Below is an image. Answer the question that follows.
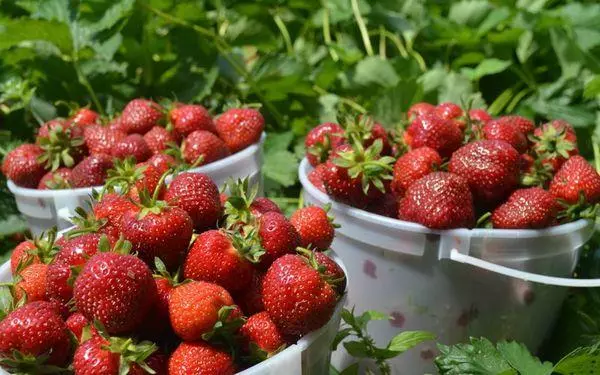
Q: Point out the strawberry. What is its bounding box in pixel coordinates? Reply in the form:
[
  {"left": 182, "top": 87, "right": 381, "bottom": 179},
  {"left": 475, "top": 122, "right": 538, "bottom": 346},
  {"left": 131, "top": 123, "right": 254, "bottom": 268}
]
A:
[
  {"left": 345, "top": 115, "right": 392, "bottom": 156},
  {"left": 492, "top": 188, "right": 559, "bottom": 229},
  {"left": 497, "top": 115, "right": 535, "bottom": 135},
  {"left": 69, "top": 108, "right": 99, "bottom": 127},
  {"left": 36, "top": 118, "right": 69, "bottom": 141},
  {"left": 70, "top": 154, "right": 113, "bottom": 187},
  {"left": 215, "top": 108, "right": 264, "bottom": 153},
  {"left": 168, "top": 341, "right": 235, "bottom": 375},
  {"left": 182, "top": 130, "right": 230, "bottom": 165},
  {"left": 221, "top": 179, "right": 278, "bottom": 228},
  {"left": 65, "top": 312, "right": 91, "bottom": 341},
  {"left": 257, "top": 211, "right": 301, "bottom": 268},
  {"left": 234, "top": 271, "right": 265, "bottom": 315},
  {"left": 313, "top": 252, "right": 346, "bottom": 296},
  {"left": 131, "top": 351, "right": 167, "bottom": 375},
  {"left": 449, "top": 140, "right": 520, "bottom": 205},
  {"left": 121, "top": 99, "right": 164, "bottom": 134},
  {"left": 105, "top": 158, "right": 164, "bottom": 201},
  {"left": 391, "top": 146, "right": 442, "bottom": 197},
  {"left": 434, "top": 102, "right": 463, "bottom": 120},
  {"left": 482, "top": 118, "right": 528, "bottom": 153},
  {"left": 407, "top": 102, "right": 435, "bottom": 120},
  {"left": 0, "top": 301, "right": 71, "bottom": 370},
  {"left": 398, "top": 172, "right": 475, "bottom": 229},
  {"left": 108, "top": 116, "right": 127, "bottom": 133},
  {"left": 262, "top": 254, "right": 337, "bottom": 337},
  {"left": 549, "top": 155, "right": 600, "bottom": 204},
  {"left": 169, "top": 104, "right": 216, "bottom": 136},
  {"left": 143, "top": 126, "right": 176, "bottom": 154},
  {"left": 239, "top": 312, "right": 285, "bottom": 359},
  {"left": 37, "top": 123, "right": 88, "bottom": 170},
  {"left": 168, "top": 280, "right": 238, "bottom": 341},
  {"left": 93, "top": 192, "right": 138, "bottom": 238},
  {"left": 308, "top": 163, "right": 327, "bottom": 193},
  {"left": 111, "top": 134, "right": 152, "bottom": 162},
  {"left": 9, "top": 241, "right": 37, "bottom": 275},
  {"left": 2, "top": 144, "right": 46, "bottom": 188},
  {"left": 305, "top": 122, "right": 345, "bottom": 166},
  {"left": 147, "top": 153, "right": 178, "bottom": 175},
  {"left": 532, "top": 119, "right": 578, "bottom": 172},
  {"left": 165, "top": 172, "right": 222, "bottom": 231},
  {"left": 10, "top": 228, "right": 58, "bottom": 275},
  {"left": 365, "top": 192, "right": 398, "bottom": 218},
  {"left": 37, "top": 167, "right": 72, "bottom": 189},
  {"left": 14, "top": 263, "right": 48, "bottom": 303},
  {"left": 74, "top": 241, "right": 157, "bottom": 335},
  {"left": 290, "top": 206, "right": 336, "bottom": 251},
  {"left": 250, "top": 197, "right": 282, "bottom": 218},
  {"left": 404, "top": 113, "right": 462, "bottom": 158},
  {"left": 84, "top": 125, "right": 127, "bottom": 155},
  {"left": 468, "top": 109, "right": 492, "bottom": 124}
]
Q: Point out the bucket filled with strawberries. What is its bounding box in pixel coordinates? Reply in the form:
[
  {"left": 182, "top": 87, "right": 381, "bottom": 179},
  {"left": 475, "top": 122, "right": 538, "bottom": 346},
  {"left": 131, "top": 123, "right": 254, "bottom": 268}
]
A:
[
  {"left": 298, "top": 102, "right": 598, "bottom": 373},
  {"left": 3, "top": 100, "right": 265, "bottom": 236},
  {"left": 0, "top": 172, "right": 346, "bottom": 374}
]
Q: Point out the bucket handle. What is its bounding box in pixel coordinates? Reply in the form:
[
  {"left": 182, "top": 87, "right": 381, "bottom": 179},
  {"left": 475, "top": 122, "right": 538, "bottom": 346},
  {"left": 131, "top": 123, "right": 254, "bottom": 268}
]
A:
[{"left": 449, "top": 249, "right": 600, "bottom": 287}]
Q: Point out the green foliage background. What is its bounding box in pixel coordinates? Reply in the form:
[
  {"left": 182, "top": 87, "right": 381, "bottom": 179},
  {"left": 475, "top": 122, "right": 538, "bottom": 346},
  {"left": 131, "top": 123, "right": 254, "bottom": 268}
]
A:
[{"left": 1, "top": 0, "right": 600, "bottom": 358}]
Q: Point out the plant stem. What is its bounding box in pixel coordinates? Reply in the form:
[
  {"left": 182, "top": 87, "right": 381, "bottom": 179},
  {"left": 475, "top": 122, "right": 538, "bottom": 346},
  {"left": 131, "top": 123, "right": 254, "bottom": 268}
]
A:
[
  {"left": 273, "top": 13, "right": 294, "bottom": 55},
  {"left": 350, "top": 0, "right": 373, "bottom": 56},
  {"left": 379, "top": 26, "right": 386, "bottom": 59},
  {"left": 382, "top": 30, "right": 408, "bottom": 58},
  {"left": 313, "top": 85, "right": 367, "bottom": 114},
  {"left": 73, "top": 59, "right": 104, "bottom": 115},
  {"left": 322, "top": 5, "right": 339, "bottom": 61},
  {"left": 593, "top": 136, "right": 600, "bottom": 174}
]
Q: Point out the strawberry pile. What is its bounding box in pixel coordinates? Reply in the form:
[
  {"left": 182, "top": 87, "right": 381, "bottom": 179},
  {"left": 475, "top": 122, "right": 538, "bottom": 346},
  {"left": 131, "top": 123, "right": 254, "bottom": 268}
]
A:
[
  {"left": 306, "top": 102, "right": 600, "bottom": 229},
  {"left": 2, "top": 100, "right": 264, "bottom": 190},
  {"left": 0, "top": 172, "right": 344, "bottom": 374}
]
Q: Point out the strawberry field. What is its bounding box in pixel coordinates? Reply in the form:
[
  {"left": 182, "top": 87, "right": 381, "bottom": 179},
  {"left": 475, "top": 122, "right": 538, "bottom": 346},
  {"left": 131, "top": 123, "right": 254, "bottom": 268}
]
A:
[{"left": 1, "top": 0, "right": 600, "bottom": 374}]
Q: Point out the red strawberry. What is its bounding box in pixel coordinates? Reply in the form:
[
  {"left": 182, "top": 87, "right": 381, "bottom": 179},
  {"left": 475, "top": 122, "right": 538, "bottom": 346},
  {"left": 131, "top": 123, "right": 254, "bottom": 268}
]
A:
[
  {"left": 93, "top": 192, "right": 138, "bottom": 238},
  {"left": 449, "top": 140, "right": 520, "bottom": 205},
  {"left": 239, "top": 312, "right": 285, "bottom": 358},
  {"left": 168, "top": 341, "right": 235, "bottom": 375},
  {"left": 250, "top": 197, "right": 282, "bottom": 218},
  {"left": 532, "top": 119, "right": 578, "bottom": 172},
  {"left": 121, "top": 99, "right": 164, "bottom": 134},
  {"left": 147, "top": 153, "right": 178, "bottom": 175},
  {"left": 70, "top": 154, "right": 113, "bottom": 187},
  {"left": 234, "top": 271, "right": 265, "bottom": 315},
  {"left": 398, "top": 172, "right": 475, "bottom": 229},
  {"left": 2, "top": 144, "right": 46, "bottom": 188},
  {"left": 215, "top": 108, "right": 264, "bottom": 153},
  {"left": 549, "top": 155, "right": 600, "bottom": 204},
  {"left": 483, "top": 119, "right": 528, "bottom": 153},
  {"left": 129, "top": 162, "right": 164, "bottom": 202},
  {"left": 165, "top": 172, "right": 223, "bottom": 231},
  {"left": 131, "top": 351, "right": 168, "bottom": 375},
  {"left": 9, "top": 229, "right": 58, "bottom": 275},
  {"left": 262, "top": 254, "right": 337, "bottom": 337},
  {"left": 111, "top": 134, "right": 152, "bottom": 162},
  {"left": 498, "top": 115, "right": 535, "bottom": 135},
  {"left": 391, "top": 147, "right": 442, "bottom": 197},
  {"left": 168, "top": 281, "right": 237, "bottom": 341},
  {"left": 84, "top": 125, "right": 126, "bottom": 155},
  {"left": 492, "top": 188, "right": 559, "bottom": 229},
  {"left": 37, "top": 167, "right": 72, "bottom": 189},
  {"left": 138, "top": 261, "right": 177, "bottom": 341},
  {"left": 182, "top": 130, "right": 230, "bottom": 165},
  {"left": 308, "top": 164, "right": 327, "bottom": 193},
  {"left": 257, "top": 211, "right": 301, "bottom": 268},
  {"left": 434, "top": 102, "right": 463, "bottom": 120},
  {"left": 10, "top": 240, "right": 37, "bottom": 275},
  {"left": 345, "top": 115, "right": 392, "bottom": 156},
  {"left": 365, "top": 192, "right": 398, "bottom": 218},
  {"left": 66, "top": 312, "right": 91, "bottom": 341},
  {"left": 313, "top": 252, "right": 346, "bottom": 295},
  {"left": 14, "top": 263, "right": 48, "bottom": 302},
  {"left": 305, "top": 122, "right": 345, "bottom": 166},
  {"left": 69, "top": 108, "right": 99, "bottom": 127},
  {"left": 36, "top": 118, "right": 69, "bottom": 141},
  {"left": 468, "top": 109, "right": 492, "bottom": 123},
  {"left": 407, "top": 102, "right": 435, "bottom": 120},
  {"left": 169, "top": 104, "right": 216, "bottom": 136},
  {"left": 404, "top": 113, "right": 463, "bottom": 158},
  {"left": 74, "top": 249, "right": 157, "bottom": 335},
  {"left": 290, "top": 206, "right": 336, "bottom": 251},
  {"left": 105, "top": 158, "right": 164, "bottom": 202},
  {"left": 0, "top": 301, "right": 71, "bottom": 369},
  {"left": 108, "top": 116, "right": 127, "bottom": 133},
  {"left": 183, "top": 230, "right": 257, "bottom": 292},
  {"left": 144, "top": 126, "right": 176, "bottom": 154},
  {"left": 37, "top": 123, "right": 88, "bottom": 169}
]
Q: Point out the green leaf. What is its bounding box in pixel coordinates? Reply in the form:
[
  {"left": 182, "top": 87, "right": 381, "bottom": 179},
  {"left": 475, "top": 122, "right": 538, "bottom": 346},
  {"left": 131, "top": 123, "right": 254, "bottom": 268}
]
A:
[
  {"left": 584, "top": 76, "right": 600, "bottom": 99},
  {"left": 331, "top": 328, "right": 353, "bottom": 351},
  {"left": 339, "top": 363, "right": 360, "bottom": 375},
  {"left": 387, "top": 331, "right": 435, "bottom": 354},
  {"left": 448, "top": 0, "right": 492, "bottom": 27},
  {"left": 554, "top": 346, "right": 600, "bottom": 374},
  {"left": 516, "top": 31, "right": 537, "bottom": 63},
  {"left": 263, "top": 150, "right": 299, "bottom": 187},
  {"left": 353, "top": 56, "right": 400, "bottom": 88},
  {"left": 372, "top": 79, "right": 423, "bottom": 127},
  {"left": 550, "top": 28, "right": 583, "bottom": 79},
  {"left": 463, "top": 59, "right": 511, "bottom": 81},
  {"left": 84, "top": 0, "right": 135, "bottom": 35},
  {"left": 264, "top": 132, "right": 294, "bottom": 154},
  {"left": 343, "top": 341, "right": 370, "bottom": 358},
  {"left": 435, "top": 337, "right": 515, "bottom": 375},
  {"left": 476, "top": 7, "right": 511, "bottom": 36},
  {"left": 0, "top": 19, "right": 72, "bottom": 53},
  {"left": 496, "top": 341, "right": 553, "bottom": 375}
]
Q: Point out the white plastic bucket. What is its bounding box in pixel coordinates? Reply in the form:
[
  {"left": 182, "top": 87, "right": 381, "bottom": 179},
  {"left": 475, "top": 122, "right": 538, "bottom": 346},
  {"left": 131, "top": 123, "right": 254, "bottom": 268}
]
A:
[
  {"left": 299, "top": 157, "right": 597, "bottom": 373},
  {"left": 0, "top": 225, "right": 346, "bottom": 375},
  {"left": 7, "top": 134, "right": 265, "bottom": 236}
]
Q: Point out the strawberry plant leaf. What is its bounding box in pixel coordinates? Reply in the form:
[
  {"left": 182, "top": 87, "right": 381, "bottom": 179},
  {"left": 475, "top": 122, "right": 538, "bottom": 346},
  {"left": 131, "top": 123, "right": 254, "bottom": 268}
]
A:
[
  {"left": 386, "top": 331, "right": 435, "bottom": 354},
  {"left": 435, "top": 337, "right": 515, "bottom": 375},
  {"left": 496, "top": 341, "right": 553, "bottom": 375}
]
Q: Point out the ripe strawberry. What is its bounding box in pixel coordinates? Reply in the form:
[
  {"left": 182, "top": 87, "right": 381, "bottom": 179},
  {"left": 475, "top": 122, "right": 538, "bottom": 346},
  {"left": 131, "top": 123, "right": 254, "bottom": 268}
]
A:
[
  {"left": 108, "top": 116, "right": 127, "bottom": 133},
  {"left": 290, "top": 206, "right": 336, "bottom": 251},
  {"left": 305, "top": 122, "right": 345, "bottom": 166},
  {"left": 14, "top": 263, "right": 48, "bottom": 302},
  {"left": 165, "top": 172, "right": 222, "bottom": 231},
  {"left": 168, "top": 281, "right": 238, "bottom": 341},
  {"left": 93, "top": 192, "right": 138, "bottom": 238},
  {"left": 492, "top": 188, "right": 558, "bottom": 229},
  {"left": 398, "top": 172, "right": 475, "bottom": 229},
  {"left": 239, "top": 312, "right": 285, "bottom": 359},
  {"left": 37, "top": 167, "right": 72, "bottom": 189},
  {"left": 111, "top": 134, "right": 152, "bottom": 162},
  {"left": 182, "top": 130, "right": 230, "bottom": 165},
  {"left": 121, "top": 99, "right": 164, "bottom": 134},
  {"left": 144, "top": 126, "right": 176, "bottom": 154},
  {"left": 74, "top": 247, "right": 157, "bottom": 335},
  {"left": 10, "top": 241, "right": 37, "bottom": 275},
  {"left": 483, "top": 119, "right": 528, "bottom": 153},
  {"left": 215, "top": 108, "right": 264, "bottom": 153},
  {"left": 169, "top": 104, "right": 216, "bottom": 136},
  {"left": 434, "top": 102, "right": 463, "bottom": 120},
  {"left": 234, "top": 271, "right": 265, "bottom": 315},
  {"left": 147, "top": 153, "right": 178, "bottom": 175},
  {"left": 9, "top": 229, "right": 58, "bottom": 275},
  {"left": 407, "top": 102, "right": 435, "bottom": 120},
  {"left": 308, "top": 163, "right": 327, "bottom": 193},
  {"left": 250, "top": 197, "right": 282, "bottom": 218},
  {"left": 66, "top": 312, "right": 91, "bottom": 341},
  {"left": 2, "top": 144, "right": 46, "bottom": 188},
  {"left": 168, "top": 341, "right": 235, "bottom": 375},
  {"left": 468, "top": 109, "right": 492, "bottom": 124},
  {"left": 131, "top": 351, "right": 168, "bottom": 375},
  {"left": 84, "top": 125, "right": 127, "bottom": 155},
  {"left": 0, "top": 301, "right": 71, "bottom": 369},
  {"left": 105, "top": 158, "right": 164, "bottom": 201},
  {"left": 365, "top": 192, "right": 398, "bottom": 218},
  {"left": 262, "top": 254, "right": 337, "bottom": 337},
  {"left": 37, "top": 123, "right": 88, "bottom": 170},
  {"left": 532, "top": 119, "right": 578, "bottom": 172},
  {"left": 313, "top": 252, "right": 346, "bottom": 296},
  {"left": 449, "top": 140, "right": 520, "bottom": 205},
  {"left": 257, "top": 211, "right": 301, "bottom": 268},
  {"left": 498, "top": 115, "right": 535, "bottom": 135},
  {"left": 36, "top": 118, "right": 69, "bottom": 141},
  {"left": 549, "top": 155, "right": 600, "bottom": 204},
  {"left": 70, "top": 153, "right": 113, "bottom": 187},
  {"left": 404, "top": 113, "right": 462, "bottom": 158},
  {"left": 69, "top": 108, "right": 99, "bottom": 127},
  {"left": 345, "top": 115, "right": 392, "bottom": 156},
  {"left": 391, "top": 147, "right": 442, "bottom": 197}
]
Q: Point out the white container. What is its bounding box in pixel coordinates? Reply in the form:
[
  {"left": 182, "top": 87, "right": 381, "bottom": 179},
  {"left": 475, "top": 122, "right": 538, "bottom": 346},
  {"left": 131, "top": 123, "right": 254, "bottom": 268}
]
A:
[
  {"left": 299, "top": 157, "right": 598, "bottom": 373},
  {"left": 7, "top": 134, "right": 265, "bottom": 236},
  {"left": 0, "top": 226, "right": 346, "bottom": 375}
]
